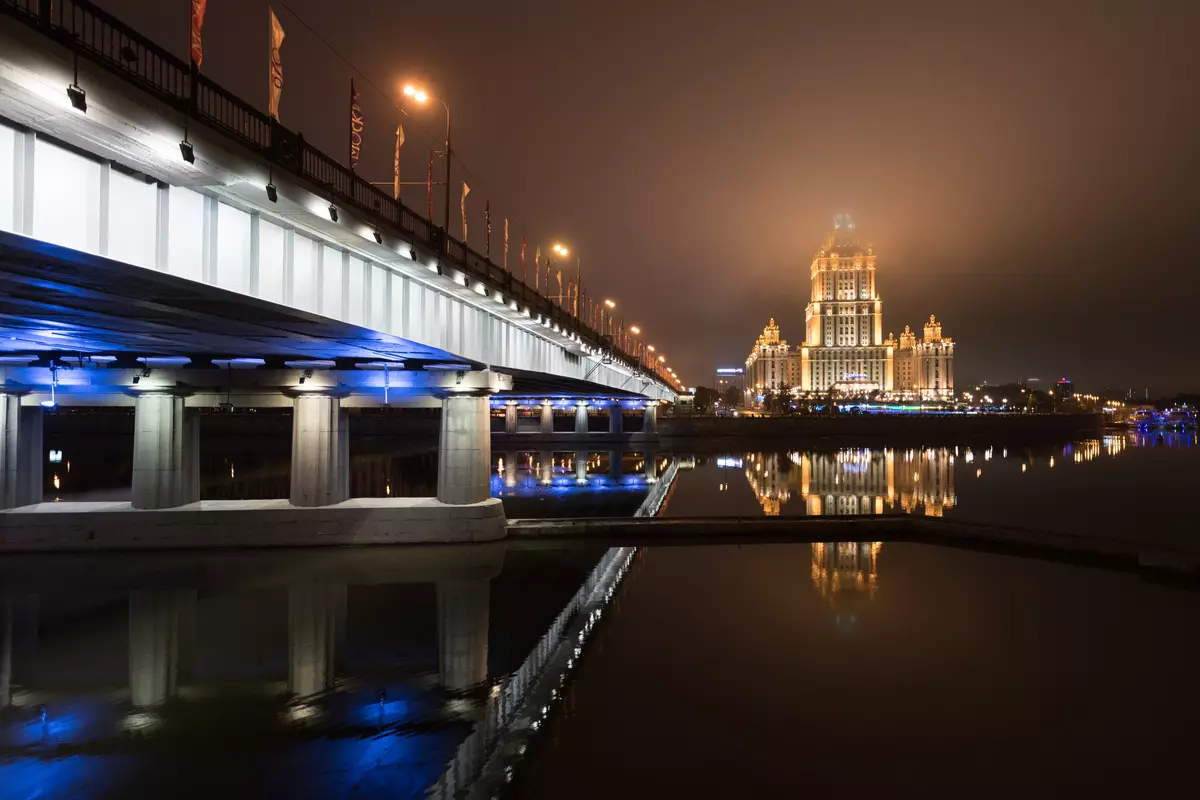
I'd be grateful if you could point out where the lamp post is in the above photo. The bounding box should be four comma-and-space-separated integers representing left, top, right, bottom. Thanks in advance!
403, 83, 452, 232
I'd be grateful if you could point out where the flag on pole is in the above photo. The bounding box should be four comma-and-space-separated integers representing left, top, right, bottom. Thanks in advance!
503, 219, 509, 271
349, 80, 364, 170
460, 183, 470, 242
268, 8, 285, 121
556, 270, 562, 305
485, 201, 491, 258
427, 151, 434, 220
534, 246, 541, 290
190, 0, 207, 69
393, 124, 404, 201
521, 236, 527, 283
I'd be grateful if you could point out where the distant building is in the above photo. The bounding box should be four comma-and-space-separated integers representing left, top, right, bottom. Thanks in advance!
1056, 378, 1074, 400
714, 367, 745, 403
743, 215, 956, 402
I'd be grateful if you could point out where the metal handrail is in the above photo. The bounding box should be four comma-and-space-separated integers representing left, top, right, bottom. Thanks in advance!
0, 0, 668, 389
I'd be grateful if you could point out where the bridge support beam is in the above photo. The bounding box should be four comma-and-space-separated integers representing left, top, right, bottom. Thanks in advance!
539, 401, 553, 435
290, 393, 349, 507
437, 579, 490, 691
128, 589, 194, 707
437, 393, 492, 505
131, 393, 199, 509
644, 402, 659, 434
575, 402, 588, 434
1, 396, 42, 510
504, 401, 518, 435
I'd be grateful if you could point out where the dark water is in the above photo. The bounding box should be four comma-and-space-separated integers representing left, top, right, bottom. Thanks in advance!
5, 425, 1199, 797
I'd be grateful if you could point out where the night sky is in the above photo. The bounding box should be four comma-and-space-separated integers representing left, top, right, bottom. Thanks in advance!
101, 0, 1200, 394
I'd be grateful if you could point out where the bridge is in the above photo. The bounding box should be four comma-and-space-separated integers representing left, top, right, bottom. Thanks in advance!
0, 0, 676, 521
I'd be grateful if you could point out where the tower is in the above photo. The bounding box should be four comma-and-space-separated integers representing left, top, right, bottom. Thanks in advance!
799, 216, 893, 393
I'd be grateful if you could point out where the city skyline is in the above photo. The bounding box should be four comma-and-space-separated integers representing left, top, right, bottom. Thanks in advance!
92, 0, 1200, 394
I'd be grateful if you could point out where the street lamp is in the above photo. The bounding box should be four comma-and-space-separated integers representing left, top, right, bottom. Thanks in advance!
403, 83, 452, 232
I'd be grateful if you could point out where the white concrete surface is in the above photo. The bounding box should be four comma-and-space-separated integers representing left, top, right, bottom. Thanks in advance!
131, 393, 199, 509
290, 393, 349, 507
0, 497, 506, 552
437, 579, 490, 691
437, 395, 491, 505
1, 396, 41, 510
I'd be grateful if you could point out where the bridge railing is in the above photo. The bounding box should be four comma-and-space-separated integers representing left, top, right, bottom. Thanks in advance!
0, 0, 668, 391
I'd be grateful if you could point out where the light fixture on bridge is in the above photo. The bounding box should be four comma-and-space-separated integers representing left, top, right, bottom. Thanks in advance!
328, 204, 339, 223
552, 243, 569, 256
373, 228, 383, 244
179, 136, 195, 164
630, 326, 641, 335
604, 299, 616, 309
266, 182, 278, 203
67, 83, 87, 113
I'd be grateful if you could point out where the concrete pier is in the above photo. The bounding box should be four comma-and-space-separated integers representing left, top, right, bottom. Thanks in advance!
438, 394, 492, 505
575, 402, 588, 434
1, 396, 42, 510
290, 393, 350, 508
437, 579, 490, 691
128, 589, 194, 707
0, 597, 11, 707
644, 403, 658, 434
131, 393, 199, 510
609, 406, 622, 434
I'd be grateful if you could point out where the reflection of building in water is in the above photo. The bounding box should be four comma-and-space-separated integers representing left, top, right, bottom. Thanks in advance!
811, 542, 881, 599
743, 449, 956, 517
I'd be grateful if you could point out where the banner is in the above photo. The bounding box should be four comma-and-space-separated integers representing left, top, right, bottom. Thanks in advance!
521, 236, 527, 283
485, 200, 491, 258
393, 124, 404, 200
460, 183, 470, 242
268, 8, 284, 121
503, 219, 509, 270
534, 246, 541, 290
349, 80, 364, 170
190, 0, 207, 69
556, 269, 562, 304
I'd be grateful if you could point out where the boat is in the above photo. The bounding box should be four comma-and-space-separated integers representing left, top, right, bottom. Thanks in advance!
1160, 408, 1197, 431
1127, 407, 1159, 430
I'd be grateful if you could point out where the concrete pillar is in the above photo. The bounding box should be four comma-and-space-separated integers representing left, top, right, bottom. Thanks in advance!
609, 405, 623, 434
575, 450, 588, 483
575, 402, 589, 434
1, 397, 42, 509
131, 393, 199, 510
437, 579, 489, 691
287, 584, 345, 698
438, 394, 491, 505
290, 393, 349, 507
504, 402, 518, 435
128, 589, 194, 707
644, 402, 659, 434
539, 401, 553, 435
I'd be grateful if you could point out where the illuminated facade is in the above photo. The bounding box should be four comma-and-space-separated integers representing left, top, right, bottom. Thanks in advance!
811, 541, 882, 602
744, 215, 957, 400
892, 315, 955, 400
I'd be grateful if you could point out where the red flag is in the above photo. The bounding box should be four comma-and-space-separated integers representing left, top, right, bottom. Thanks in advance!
521, 236, 527, 283
349, 80, 364, 170
485, 200, 491, 258
190, 0, 207, 69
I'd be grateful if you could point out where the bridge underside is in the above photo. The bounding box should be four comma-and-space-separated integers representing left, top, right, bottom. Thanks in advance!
0, 231, 470, 366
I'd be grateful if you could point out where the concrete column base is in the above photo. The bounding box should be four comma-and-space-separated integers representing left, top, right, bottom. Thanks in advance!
437, 578, 490, 691
644, 403, 659, 434
575, 403, 588, 434
438, 394, 491, 505
290, 394, 349, 507
1, 398, 43, 510
131, 394, 199, 510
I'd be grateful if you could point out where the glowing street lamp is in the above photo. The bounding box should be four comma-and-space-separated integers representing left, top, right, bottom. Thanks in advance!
630, 326, 640, 335
403, 82, 452, 231
604, 299, 615, 309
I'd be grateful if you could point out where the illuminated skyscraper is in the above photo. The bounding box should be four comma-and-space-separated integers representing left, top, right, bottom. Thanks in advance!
744, 215, 956, 399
